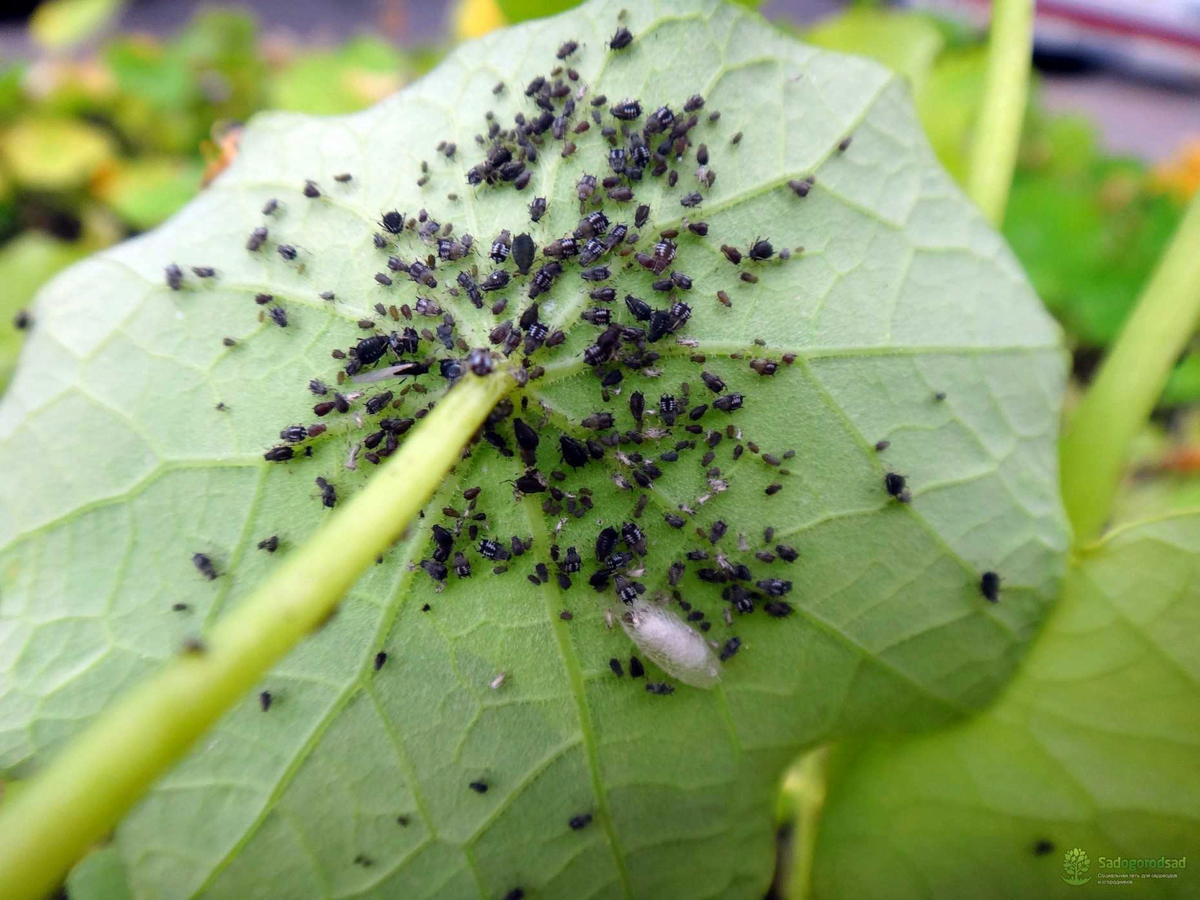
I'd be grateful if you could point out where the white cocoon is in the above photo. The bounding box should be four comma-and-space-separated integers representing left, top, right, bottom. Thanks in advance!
619, 600, 721, 689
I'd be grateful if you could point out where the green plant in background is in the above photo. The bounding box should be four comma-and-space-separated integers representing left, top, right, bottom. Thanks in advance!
0, 2, 1196, 900
0, 3, 438, 394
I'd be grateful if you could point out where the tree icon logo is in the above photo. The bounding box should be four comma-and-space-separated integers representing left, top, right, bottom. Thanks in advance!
1062, 847, 1092, 885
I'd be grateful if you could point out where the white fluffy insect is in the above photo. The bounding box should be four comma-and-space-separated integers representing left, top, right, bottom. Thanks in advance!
619, 600, 721, 689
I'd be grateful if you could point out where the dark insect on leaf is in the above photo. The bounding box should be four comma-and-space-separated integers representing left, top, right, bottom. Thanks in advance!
478, 539, 510, 561
192, 552, 218, 580
980, 571, 1002, 602
646, 682, 674, 696
659, 394, 678, 425
713, 393, 743, 412
608, 26, 633, 50
610, 99, 642, 121
624, 294, 652, 321
315, 476, 337, 508
560, 435, 589, 468
529, 197, 547, 222
679, 191, 702, 207
595, 526, 619, 561
512, 233, 536, 274
885, 471, 910, 503
748, 237, 774, 260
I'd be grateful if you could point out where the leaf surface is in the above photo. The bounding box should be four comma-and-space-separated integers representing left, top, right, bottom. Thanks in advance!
809, 512, 1200, 899
0, 1, 1065, 897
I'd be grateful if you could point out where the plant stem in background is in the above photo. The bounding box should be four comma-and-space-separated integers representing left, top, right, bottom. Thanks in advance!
966, 0, 1033, 225
785, 746, 830, 900
0, 371, 512, 900
1061, 189, 1200, 542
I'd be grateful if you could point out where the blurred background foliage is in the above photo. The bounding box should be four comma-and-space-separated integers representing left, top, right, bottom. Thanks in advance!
2, 0, 1198, 474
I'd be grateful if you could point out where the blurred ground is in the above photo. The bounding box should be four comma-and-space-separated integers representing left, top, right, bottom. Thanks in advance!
1, 0, 1199, 160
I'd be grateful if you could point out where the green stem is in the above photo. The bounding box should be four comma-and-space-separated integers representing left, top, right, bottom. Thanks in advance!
966, 0, 1033, 225
0, 370, 512, 900
785, 746, 830, 900
1060, 189, 1200, 542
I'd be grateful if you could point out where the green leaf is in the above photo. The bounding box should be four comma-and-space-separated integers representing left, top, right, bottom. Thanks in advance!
92, 157, 203, 230
0, 117, 117, 191
268, 37, 409, 115
805, 7, 946, 92
0, 1, 1066, 897
808, 511, 1200, 899
0, 232, 89, 394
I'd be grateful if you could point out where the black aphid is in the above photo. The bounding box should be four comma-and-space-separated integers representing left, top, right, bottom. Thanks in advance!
710, 520, 728, 544
622, 522, 646, 555
720, 244, 742, 264
609, 658, 623, 677
557, 39, 579, 59
263, 198, 279, 215
365, 391, 393, 415
561, 546, 582, 573
353, 334, 389, 366
580, 265, 610, 282
659, 394, 678, 425
756, 578, 792, 597
614, 574, 638, 603
713, 393, 743, 412
453, 552, 472, 577
257, 535, 279, 553
680, 191, 702, 208
192, 552, 218, 580
259, 690, 272, 711
719, 637, 741, 661
375, 272, 393, 287
700, 371, 725, 393
246, 226, 268, 252
610, 99, 642, 121
980, 571, 1001, 602
885, 472, 910, 503
748, 237, 774, 261
489, 231, 512, 264
629, 391, 644, 423
279, 425, 307, 443
482, 270, 510, 291
374, 651, 388, 671
478, 539, 510, 561
646, 682, 674, 696
529, 262, 563, 299
624, 294, 652, 321
764, 601, 794, 618
529, 197, 547, 222
609, 25, 632, 49
512, 233, 535, 274
1033, 839, 1054, 857
595, 526, 618, 561
277, 244, 297, 261
468, 781, 489, 794
303, 180, 321, 198
315, 476, 337, 508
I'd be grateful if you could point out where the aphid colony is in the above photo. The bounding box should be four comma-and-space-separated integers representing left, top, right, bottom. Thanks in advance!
171, 18, 1007, 877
